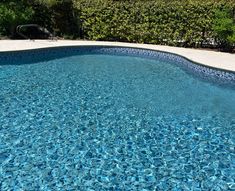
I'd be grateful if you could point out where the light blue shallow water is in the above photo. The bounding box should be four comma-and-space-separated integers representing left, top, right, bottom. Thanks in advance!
0, 51, 235, 190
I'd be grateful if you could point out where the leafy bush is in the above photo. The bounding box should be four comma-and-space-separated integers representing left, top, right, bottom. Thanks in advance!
0, 0, 79, 38
0, 1, 34, 37
74, 0, 234, 48
0, 0, 235, 52
28, 0, 80, 38
213, 8, 235, 51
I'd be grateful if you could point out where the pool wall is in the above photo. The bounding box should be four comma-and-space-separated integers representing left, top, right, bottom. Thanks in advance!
0, 46, 235, 87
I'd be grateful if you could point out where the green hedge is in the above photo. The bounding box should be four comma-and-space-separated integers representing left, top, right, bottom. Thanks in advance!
75, 0, 235, 47
212, 8, 235, 51
0, 0, 234, 49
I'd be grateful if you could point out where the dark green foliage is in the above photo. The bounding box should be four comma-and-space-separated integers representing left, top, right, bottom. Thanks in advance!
0, 0, 234, 51
29, 0, 80, 38
27, 1, 53, 32
0, 0, 80, 38
50, 1, 80, 38
0, 1, 34, 37
212, 8, 235, 51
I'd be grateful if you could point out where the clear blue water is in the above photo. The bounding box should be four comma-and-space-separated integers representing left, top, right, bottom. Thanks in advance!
0, 52, 235, 190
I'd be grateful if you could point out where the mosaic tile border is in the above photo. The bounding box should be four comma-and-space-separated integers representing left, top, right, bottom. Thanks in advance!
0, 46, 234, 87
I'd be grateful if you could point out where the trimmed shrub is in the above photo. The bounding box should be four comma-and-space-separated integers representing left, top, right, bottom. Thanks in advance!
0, 0, 234, 51
213, 8, 235, 51
74, 0, 235, 49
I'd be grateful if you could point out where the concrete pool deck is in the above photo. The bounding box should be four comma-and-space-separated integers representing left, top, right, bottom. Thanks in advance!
0, 40, 235, 72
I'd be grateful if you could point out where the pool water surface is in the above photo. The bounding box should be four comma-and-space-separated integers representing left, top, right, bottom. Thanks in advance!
0, 48, 235, 190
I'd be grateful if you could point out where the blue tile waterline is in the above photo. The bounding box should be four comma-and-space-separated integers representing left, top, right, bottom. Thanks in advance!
0, 46, 235, 87
0, 47, 235, 190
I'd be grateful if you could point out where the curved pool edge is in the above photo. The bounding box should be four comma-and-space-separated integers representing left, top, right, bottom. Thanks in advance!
0, 40, 235, 73
1, 43, 235, 191
0, 45, 235, 88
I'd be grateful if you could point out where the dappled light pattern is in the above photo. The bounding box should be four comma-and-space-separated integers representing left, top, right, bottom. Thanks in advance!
0, 52, 235, 190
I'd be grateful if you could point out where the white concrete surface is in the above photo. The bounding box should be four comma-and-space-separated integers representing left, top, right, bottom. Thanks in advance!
0, 40, 235, 72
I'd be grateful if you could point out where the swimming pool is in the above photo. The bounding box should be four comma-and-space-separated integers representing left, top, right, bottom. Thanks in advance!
0, 47, 234, 190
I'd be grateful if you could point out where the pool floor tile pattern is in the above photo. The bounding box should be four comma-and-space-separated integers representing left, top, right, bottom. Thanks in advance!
0, 47, 235, 190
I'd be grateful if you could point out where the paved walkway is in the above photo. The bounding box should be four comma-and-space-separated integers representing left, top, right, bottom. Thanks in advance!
0, 40, 234, 72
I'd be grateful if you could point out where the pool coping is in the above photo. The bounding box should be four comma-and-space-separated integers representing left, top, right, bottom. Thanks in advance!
0, 40, 235, 72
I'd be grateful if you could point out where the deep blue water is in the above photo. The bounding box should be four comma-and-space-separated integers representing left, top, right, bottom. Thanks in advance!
0, 51, 235, 190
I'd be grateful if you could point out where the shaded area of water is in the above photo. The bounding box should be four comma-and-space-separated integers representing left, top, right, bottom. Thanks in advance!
0, 54, 235, 190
